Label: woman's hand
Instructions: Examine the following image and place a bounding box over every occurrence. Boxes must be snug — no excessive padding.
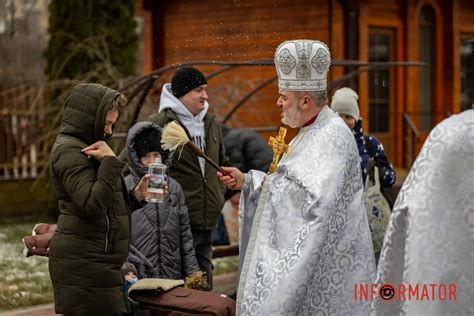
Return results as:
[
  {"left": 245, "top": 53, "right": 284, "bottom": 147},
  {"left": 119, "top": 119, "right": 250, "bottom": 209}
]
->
[{"left": 82, "top": 141, "right": 115, "bottom": 161}]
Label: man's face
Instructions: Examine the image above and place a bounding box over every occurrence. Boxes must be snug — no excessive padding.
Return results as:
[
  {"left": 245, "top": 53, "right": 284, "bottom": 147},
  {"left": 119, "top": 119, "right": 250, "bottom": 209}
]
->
[
  {"left": 179, "top": 84, "right": 208, "bottom": 116},
  {"left": 277, "top": 90, "right": 304, "bottom": 128},
  {"left": 104, "top": 110, "right": 119, "bottom": 137}
]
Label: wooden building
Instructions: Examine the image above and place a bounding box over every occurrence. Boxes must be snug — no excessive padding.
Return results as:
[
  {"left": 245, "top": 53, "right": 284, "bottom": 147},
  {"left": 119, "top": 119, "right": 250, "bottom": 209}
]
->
[{"left": 135, "top": 0, "right": 474, "bottom": 168}]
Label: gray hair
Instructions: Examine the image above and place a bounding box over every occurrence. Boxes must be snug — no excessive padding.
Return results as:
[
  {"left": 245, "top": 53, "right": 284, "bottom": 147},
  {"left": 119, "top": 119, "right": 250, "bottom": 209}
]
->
[{"left": 295, "top": 91, "right": 328, "bottom": 107}]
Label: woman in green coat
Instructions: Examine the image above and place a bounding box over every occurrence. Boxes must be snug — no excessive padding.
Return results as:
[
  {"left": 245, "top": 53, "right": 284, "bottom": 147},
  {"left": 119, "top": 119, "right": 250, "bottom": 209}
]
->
[{"left": 48, "top": 83, "right": 145, "bottom": 315}]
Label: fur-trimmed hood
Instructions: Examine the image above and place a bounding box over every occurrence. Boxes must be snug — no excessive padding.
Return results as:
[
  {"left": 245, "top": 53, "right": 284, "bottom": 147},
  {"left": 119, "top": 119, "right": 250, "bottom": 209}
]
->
[{"left": 126, "top": 121, "right": 171, "bottom": 182}]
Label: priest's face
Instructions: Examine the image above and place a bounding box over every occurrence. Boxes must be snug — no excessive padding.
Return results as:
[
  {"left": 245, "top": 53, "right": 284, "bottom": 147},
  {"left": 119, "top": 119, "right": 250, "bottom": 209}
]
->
[{"left": 277, "top": 90, "right": 304, "bottom": 128}]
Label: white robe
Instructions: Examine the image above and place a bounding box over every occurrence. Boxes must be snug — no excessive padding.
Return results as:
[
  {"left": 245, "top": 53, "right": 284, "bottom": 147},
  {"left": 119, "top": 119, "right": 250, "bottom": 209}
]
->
[
  {"left": 237, "top": 106, "right": 376, "bottom": 315},
  {"left": 373, "top": 110, "right": 474, "bottom": 315}
]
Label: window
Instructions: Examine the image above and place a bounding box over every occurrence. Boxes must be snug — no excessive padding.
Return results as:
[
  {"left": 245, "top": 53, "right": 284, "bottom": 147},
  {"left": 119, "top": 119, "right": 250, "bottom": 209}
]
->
[
  {"left": 368, "top": 29, "right": 394, "bottom": 133},
  {"left": 418, "top": 5, "right": 435, "bottom": 130},
  {"left": 461, "top": 36, "right": 474, "bottom": 111}
]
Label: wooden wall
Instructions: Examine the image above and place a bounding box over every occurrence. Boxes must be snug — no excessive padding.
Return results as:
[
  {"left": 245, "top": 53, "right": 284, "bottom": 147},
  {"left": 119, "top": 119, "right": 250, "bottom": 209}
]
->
[
  {"left": 138, "top": 0, "right": 347, "bottom": 141},
  {"left": 359, "top": 0, "right": 404, "bottom": 165},
  {"left": 135, "top": 0, "right": 154, "bottom": 74},
  {"left": 358, "top": 0, "right": 473, "bottom": 166},
  {"left": 161, "top": 0, "right": 330, "bottom": 62},
  {"left": 453, "top": 0, "right": 474, "bottom": 114},
  {"left": 138, "top": 0, "right": 474, "bottom": 167},
  {"left": 162, "top": 0, "right": 335, "bottom": 142}
]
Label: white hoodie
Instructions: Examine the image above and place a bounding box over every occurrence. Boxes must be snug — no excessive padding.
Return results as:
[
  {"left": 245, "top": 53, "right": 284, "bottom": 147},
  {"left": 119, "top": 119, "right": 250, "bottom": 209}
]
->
[{"left": 159, "top": 83, "right": 209, "bottom": 176}]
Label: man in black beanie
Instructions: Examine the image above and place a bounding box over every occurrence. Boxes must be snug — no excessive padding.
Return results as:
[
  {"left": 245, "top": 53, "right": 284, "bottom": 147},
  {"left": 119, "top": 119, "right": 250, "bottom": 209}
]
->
[
  {"left": 151, "top": 67, "right": 228, "bottom": 290},
  {"left": 171, "top": 67, "right": 208, "bottom": 99}
]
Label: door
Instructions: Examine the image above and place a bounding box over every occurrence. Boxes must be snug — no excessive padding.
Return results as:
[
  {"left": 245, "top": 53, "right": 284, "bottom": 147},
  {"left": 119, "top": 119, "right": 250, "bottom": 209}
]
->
[{"left": 368, "top": 28, "right": 396, "bottom": 162}]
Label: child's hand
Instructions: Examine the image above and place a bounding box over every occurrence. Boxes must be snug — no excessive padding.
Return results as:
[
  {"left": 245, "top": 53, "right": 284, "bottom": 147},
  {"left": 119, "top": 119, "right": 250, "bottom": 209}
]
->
[
  {"left": 134, "top": 174, "right": 150, "bottom": 202},
  {"left": 163, "top": 176, "right": 169, "bottom": 196}
]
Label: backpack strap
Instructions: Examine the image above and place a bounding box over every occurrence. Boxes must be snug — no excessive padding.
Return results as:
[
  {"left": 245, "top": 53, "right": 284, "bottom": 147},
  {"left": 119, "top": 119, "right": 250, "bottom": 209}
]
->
[{"left": 364, "top": 166, "right": 381, "bottom": 190}]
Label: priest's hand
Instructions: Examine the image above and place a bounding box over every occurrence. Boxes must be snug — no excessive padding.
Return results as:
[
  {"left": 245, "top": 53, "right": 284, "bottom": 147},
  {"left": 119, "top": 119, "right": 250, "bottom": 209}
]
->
[{"left": 218, "top": 166, "right": 244, "bottom": 190}]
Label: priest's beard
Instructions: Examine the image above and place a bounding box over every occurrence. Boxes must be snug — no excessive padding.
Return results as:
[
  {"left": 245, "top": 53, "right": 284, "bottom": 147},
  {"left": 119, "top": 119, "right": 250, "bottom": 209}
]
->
[{"left": 281, "top": 105, "right": 303, "bottom": 128}]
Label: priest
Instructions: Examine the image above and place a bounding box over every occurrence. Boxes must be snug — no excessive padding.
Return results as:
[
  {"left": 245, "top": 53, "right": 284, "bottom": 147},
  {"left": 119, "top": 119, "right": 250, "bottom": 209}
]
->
[
  {"left": 373, "top": 110, "right": 474, "bottom": 315},
  {"left": 218, "top": 39, "right": 376, "bottom": 315}
]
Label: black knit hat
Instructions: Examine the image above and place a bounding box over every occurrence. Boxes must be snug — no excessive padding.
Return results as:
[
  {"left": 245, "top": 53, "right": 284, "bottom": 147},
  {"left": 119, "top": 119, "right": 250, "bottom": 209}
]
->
[
  {"left": 171, "top": 67, "right": 207, "bottom": 98},
  {"left": 134, "top": 129, "right": 162, "bottom": 159}
]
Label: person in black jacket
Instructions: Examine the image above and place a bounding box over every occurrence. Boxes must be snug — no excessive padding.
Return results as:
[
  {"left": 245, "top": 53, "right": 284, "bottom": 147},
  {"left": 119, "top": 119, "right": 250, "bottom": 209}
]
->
[
  {"left": 48, "top": 83, "right": 157, "bottom": 315},
  {"left": 150, "top": 67, "right": 228, "bottom": 290},
  {"left": 212, "top": 125, "right": 273, "bottom": 246},
  {"left": 221, "top": 125, "right": 273, "bottom": 176},
  {"left": 124, "top": 121, "right": 200, "bottom": 280}
]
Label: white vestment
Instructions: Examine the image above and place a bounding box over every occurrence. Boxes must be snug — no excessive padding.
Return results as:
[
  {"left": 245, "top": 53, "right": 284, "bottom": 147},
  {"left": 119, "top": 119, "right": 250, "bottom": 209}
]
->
[
  {"left": 237, "top": 106, "right": 376, "bottom": 315},
  {"left": 373, "top": 110, "right": 474, "bottom": 315}
]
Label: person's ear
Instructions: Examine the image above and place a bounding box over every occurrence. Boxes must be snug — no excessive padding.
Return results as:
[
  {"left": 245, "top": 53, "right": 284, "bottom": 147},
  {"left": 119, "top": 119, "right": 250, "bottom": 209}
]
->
[{"left": 300, "top": 95, "right": 311, "bottom": 110}]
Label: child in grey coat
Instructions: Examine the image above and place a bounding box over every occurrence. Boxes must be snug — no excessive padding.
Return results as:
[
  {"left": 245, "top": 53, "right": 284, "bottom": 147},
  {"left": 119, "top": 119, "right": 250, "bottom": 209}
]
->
[{"left": 125, "top": 121, "right": 200, "bottom": 280}]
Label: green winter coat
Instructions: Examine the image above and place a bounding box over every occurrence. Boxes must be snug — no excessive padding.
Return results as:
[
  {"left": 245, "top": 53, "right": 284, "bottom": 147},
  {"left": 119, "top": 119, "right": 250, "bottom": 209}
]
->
[
  {"left": 151, "top": 109, "right": 227, "bottom": 230},
  {"left": 48, "top": 84, "right": 130, "bottom": 315}
]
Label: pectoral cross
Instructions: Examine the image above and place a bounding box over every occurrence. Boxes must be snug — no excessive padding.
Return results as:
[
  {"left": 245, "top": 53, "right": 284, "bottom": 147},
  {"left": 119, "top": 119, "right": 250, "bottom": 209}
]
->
[{"left": 268, "top": 127, "right": 289, "bottom": 174}]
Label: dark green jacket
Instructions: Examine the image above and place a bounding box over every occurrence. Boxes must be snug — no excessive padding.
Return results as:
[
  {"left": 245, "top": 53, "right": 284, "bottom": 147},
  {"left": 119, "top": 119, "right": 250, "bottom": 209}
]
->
[
  {"left": 151, "top": 109, "right": 227, "bottom": 230},
  {"left": 48, "top": 83, "right": 130, "bottom": 315}
]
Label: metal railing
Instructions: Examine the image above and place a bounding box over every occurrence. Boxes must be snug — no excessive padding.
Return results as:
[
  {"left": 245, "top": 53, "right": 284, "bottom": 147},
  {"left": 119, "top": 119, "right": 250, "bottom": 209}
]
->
[
  {"left": 402, "top": 112, "right": 421, "bottom": 169},
  {"left": 0, "top": 85, "right": 50, "bottom": 180},
  {"left": 0, "top": 59, "right": 425, "bottom": 180}
]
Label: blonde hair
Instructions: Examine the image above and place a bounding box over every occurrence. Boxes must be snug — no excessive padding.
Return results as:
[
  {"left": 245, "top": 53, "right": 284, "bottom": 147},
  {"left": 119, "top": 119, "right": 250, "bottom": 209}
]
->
[{"left": 109, "top": 94, "right": 128, "bottom": 112}]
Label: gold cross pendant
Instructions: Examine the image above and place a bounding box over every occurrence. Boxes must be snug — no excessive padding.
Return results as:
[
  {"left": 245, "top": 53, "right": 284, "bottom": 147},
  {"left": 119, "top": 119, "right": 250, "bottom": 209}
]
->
[{"left": 268, "top": 127, "right": 289, "bottom": 174}]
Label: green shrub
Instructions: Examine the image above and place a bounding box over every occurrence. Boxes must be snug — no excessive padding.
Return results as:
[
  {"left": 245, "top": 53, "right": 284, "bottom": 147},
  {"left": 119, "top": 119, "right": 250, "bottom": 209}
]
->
[{"left": 44, "top": 0, "right": 138, "bottom": 83}]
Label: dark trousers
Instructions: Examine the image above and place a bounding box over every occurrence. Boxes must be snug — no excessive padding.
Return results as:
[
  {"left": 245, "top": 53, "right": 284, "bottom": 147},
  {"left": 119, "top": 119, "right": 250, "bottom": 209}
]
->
[
  {"left": 191, "top": 229, "right": 213, "bottom": 291},
  {"left": 212, "top": 214, "right": 230, "bottom": 246}
]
